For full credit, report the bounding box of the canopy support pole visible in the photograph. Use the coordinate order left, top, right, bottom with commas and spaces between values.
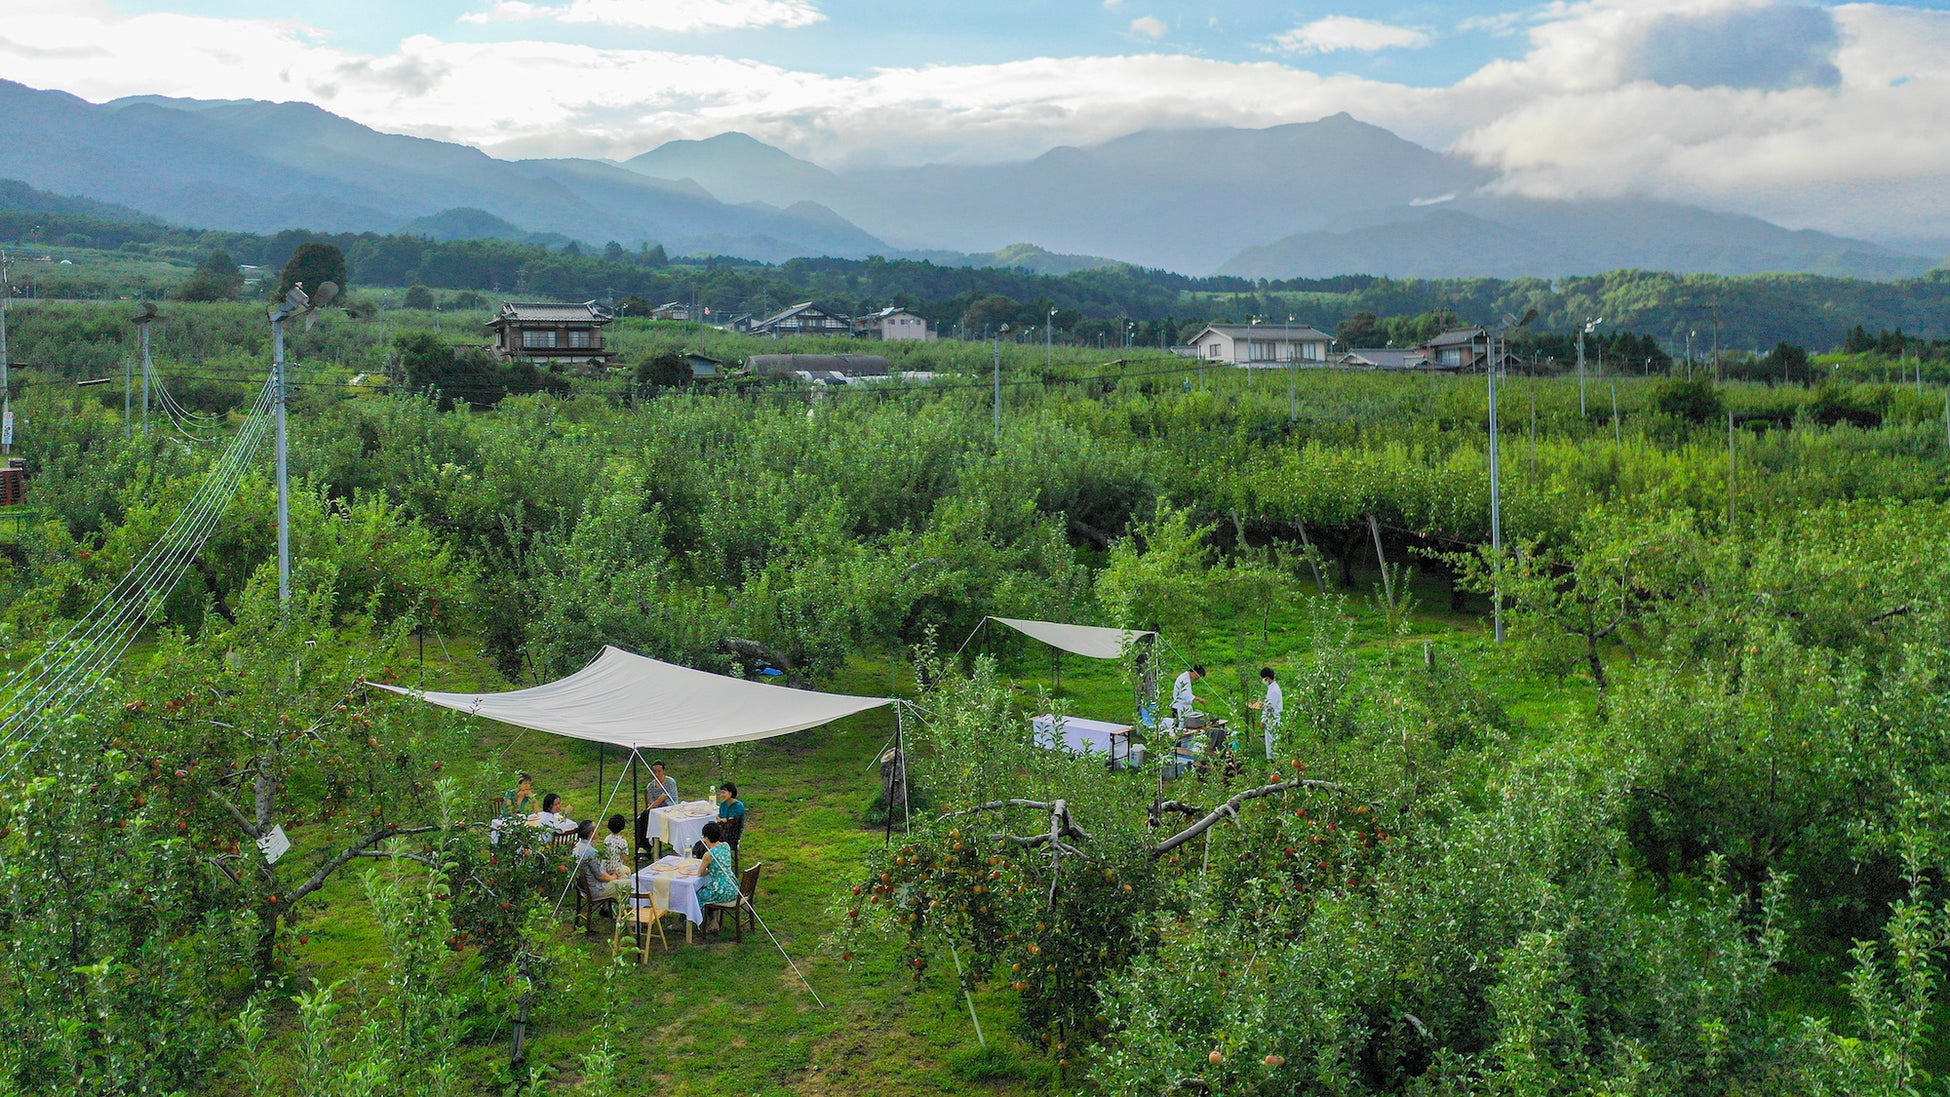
552, 748, 641, 919
899, 703, 911, 836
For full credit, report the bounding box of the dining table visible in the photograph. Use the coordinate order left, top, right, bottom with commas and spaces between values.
645, 799, 718, 855
631, 855, 706, 942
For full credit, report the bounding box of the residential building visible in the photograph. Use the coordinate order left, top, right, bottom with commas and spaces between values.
485, 301, 615, 365
1185, 323, 1334, 366
1417, 329, 1522, 372
649, 301, 693, 321
749, 301, 852, 338
854, 306, 933, 342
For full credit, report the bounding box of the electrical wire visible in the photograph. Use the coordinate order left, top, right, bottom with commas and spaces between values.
0, 375, 277, 773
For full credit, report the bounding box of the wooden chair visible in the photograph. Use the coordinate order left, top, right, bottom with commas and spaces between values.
547, 830, 577, 850
702, 861, 761, 943
573, 867, 616, 935
614, 893, 671, 961
723, 815, 745, 866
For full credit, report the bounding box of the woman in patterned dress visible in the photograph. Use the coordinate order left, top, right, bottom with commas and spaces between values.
692, 821, 741, 932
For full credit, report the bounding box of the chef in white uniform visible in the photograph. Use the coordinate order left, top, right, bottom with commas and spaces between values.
1249, 666, 1283, 761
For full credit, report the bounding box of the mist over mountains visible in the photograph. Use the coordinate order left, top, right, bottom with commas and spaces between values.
0, 79, 1935, 282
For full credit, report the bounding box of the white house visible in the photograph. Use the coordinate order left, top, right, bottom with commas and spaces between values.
854, 306, 933, 342
1186, 323, 1334, 366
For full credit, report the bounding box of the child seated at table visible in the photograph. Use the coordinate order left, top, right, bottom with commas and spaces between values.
602, 814, 630, 874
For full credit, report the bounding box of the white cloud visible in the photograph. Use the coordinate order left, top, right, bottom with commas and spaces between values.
1273, 16, 1433, 54
1, 0, 1947, 238
1128, 16, 1167, 39
1103, 0, 1124, 8
460, 0, 824, 33
1444, 0, 1950, 235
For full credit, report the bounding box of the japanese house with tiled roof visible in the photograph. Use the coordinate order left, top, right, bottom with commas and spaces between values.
486, 301, 616, 365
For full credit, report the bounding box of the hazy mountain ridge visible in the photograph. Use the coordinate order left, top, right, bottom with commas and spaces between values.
0, 80, 891, 263
0, 79, 1932, 281
620, 116, 1933, 281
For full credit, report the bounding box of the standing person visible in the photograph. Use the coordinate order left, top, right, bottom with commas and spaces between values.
1248, 666, 1283, 762
1171, 664, 1205, 727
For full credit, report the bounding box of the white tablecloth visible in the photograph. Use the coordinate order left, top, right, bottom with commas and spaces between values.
646, 800, 717, 853
632, 856, 704, 925
1032, 714, 1141, 767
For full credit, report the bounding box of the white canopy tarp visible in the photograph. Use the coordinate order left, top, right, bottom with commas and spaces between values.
989, 616, 1153, 660
373, 645, 892, 750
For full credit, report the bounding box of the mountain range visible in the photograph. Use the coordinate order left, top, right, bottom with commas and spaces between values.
0, 79, 1937, 281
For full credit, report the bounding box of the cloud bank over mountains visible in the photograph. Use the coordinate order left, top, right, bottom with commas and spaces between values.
1, 0, 1946, 239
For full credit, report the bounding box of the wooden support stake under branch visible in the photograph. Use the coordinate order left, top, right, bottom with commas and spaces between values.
1294, 519, 1327, 595
1367, 513, 1393, 609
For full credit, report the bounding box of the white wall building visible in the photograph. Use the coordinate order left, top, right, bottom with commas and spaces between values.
1186, 323, 1334, 366
855, 306, 933, 342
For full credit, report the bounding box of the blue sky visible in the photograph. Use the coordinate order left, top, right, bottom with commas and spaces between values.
8, 0, 1950, 237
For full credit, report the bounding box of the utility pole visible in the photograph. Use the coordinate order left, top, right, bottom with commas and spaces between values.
993, 324, 1008, 442
1287, 315, 1298, 422
1578, 316, 1603, 418
1611, 383, 1621, 445
273, 315, 290, 605
1487, 310, 1535, 644
1046, 308, 1054, 370
138, 313, 155, 432
0, 250, 11, 455
124, 356, 132, 440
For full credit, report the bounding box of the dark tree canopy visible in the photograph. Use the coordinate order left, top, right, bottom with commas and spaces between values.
278, 242, 348, 299
173, 249, 244, 302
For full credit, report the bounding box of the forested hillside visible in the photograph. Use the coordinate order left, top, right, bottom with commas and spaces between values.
5, 193, 1950, 353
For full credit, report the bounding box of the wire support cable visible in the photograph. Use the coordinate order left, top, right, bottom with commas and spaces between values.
0, 376, 277, 765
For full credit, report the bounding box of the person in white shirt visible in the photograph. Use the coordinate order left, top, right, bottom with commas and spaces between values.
1171, 665, 1205, 726
1249, 666, 1284, 762
527, 792, 577, 833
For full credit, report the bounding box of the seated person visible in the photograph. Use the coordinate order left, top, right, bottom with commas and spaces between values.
502, 773, 536, 816
573, 819, 628, 899
690, 821, 742, 930
716, 782, 746, 825
635, 761, 680, 853
602, 814, 630, 875
527, 792, 577, 833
